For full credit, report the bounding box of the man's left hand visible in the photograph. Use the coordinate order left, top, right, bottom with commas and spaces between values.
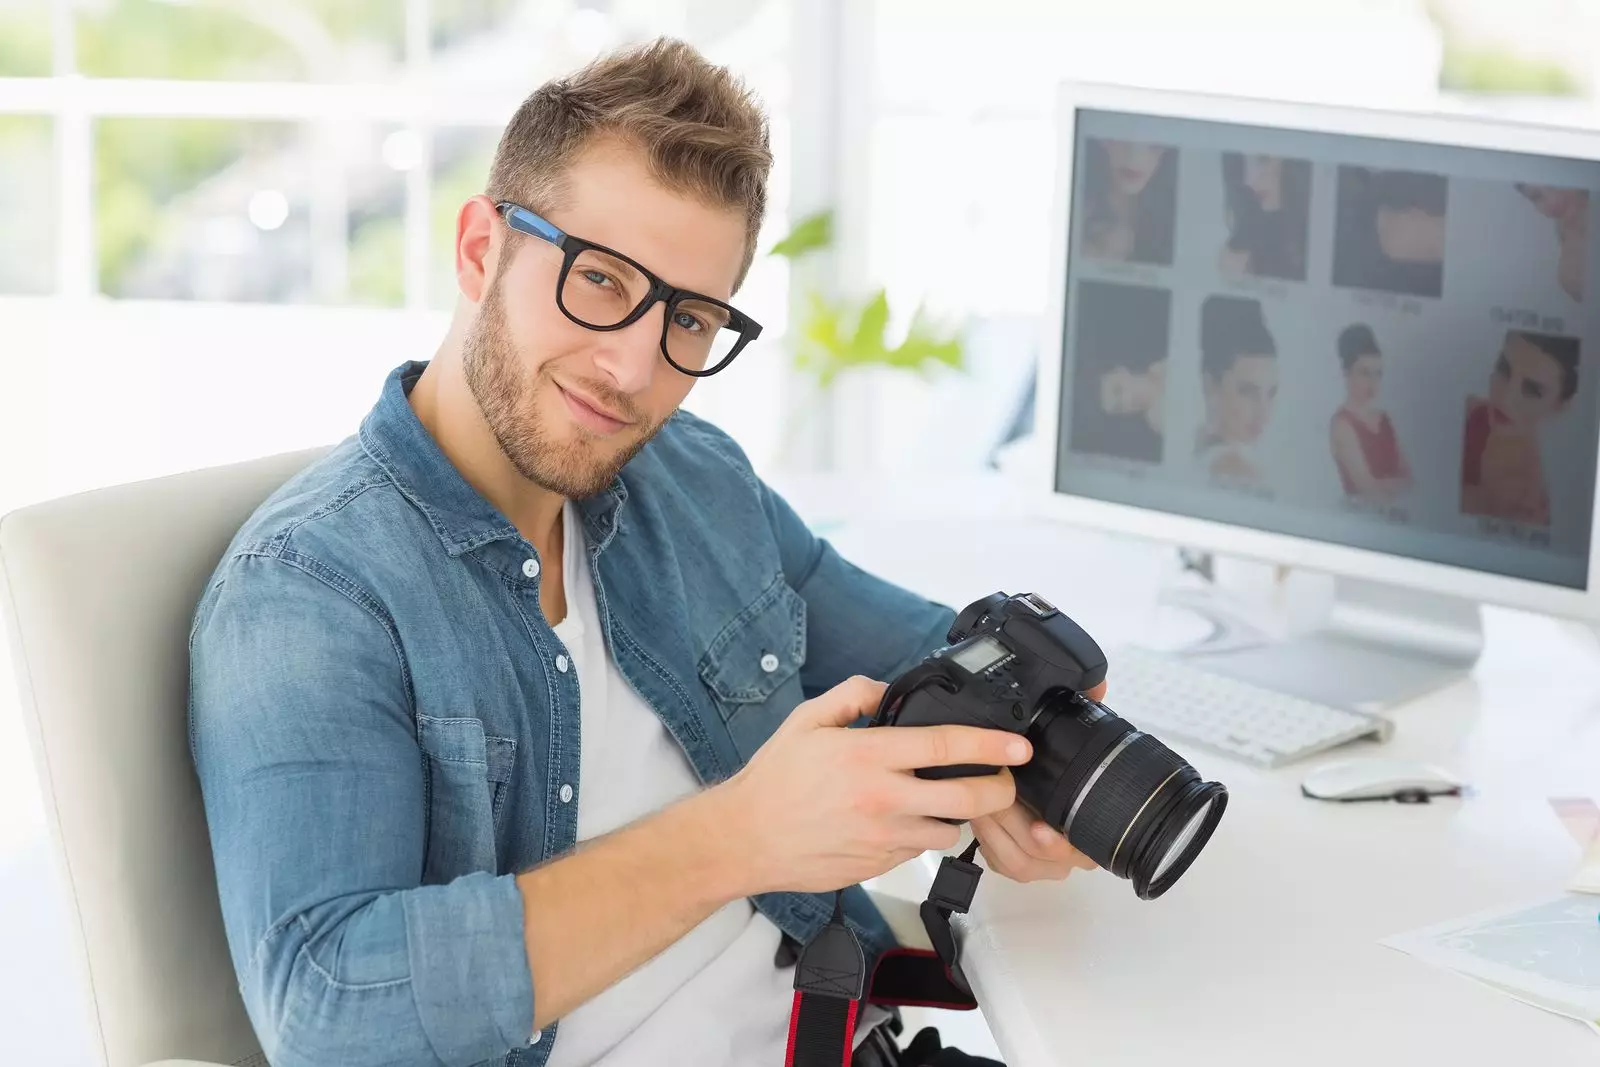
970, 679, 1106, 883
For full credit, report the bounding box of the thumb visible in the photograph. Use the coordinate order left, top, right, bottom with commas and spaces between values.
790, 675, 889, 731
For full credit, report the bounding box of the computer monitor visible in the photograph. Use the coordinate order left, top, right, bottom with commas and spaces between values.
1035, 82, 1600, 710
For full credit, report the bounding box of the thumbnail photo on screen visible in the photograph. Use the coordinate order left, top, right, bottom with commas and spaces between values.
1195, 294, 1278, 489
1515, 182, 1590, 304
1459, 329, 1581, 527
1329, 323, 1413, 503
1067, 280, 1172, 464
1080, 138, 1179, 266
1332, 166, 1449, 298
1218, 152, 1312, 282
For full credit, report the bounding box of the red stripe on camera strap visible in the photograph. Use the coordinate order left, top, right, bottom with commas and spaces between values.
783, 987, 862, 1067
783, 889, 980, 1067
785, 893, 867, 1067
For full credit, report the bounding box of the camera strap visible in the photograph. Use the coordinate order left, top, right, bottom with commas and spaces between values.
783, 852, 984, 1067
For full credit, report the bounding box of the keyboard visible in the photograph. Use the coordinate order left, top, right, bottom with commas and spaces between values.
1104, 645, 1393, 769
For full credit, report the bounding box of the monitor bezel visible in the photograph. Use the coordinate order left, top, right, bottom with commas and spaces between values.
1034, 80, 1600, 620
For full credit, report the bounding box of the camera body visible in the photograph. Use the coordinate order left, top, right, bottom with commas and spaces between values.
872, 590, 1104, 758
873, 591, 1227, 900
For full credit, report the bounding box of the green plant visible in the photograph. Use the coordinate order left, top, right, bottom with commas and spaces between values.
1427, 2, 1584, 96
768, 209, 965, 389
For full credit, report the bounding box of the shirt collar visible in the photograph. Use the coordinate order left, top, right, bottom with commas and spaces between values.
359, 360, 627, 557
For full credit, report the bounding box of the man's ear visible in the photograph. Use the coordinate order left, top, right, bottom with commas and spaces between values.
456, 195, 503, 304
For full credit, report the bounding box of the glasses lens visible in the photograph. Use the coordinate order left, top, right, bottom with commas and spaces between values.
665, 296, 740, 373
562, 248, 649, 328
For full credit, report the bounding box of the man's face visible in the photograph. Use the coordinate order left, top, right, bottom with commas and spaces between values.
1489, 332, 1570, 431
464, 139, 747, 499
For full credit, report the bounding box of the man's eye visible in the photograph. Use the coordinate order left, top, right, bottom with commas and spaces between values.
581, 270, 616, 289
673, 310, 706, 333
1523, 379, 1546, 400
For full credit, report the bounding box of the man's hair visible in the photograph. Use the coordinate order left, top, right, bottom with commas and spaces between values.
1512, 329, 1582, 401
1337, 323, 1380, 371
486, 37, 773, 290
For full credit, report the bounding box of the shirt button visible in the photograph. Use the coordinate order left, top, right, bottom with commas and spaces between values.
530, 1029, 542, 1045
555, 654, 569, 673
522, 558, 540, 579
760, 653, 780, 673
559, 784, 574, 803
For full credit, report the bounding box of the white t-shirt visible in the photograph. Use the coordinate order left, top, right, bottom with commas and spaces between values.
543, 504, 797, 1067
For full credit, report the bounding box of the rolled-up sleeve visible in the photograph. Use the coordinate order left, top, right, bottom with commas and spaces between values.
189, 551, 533, 1067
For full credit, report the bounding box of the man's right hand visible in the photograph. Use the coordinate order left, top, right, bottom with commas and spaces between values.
712, 675, 1032, 896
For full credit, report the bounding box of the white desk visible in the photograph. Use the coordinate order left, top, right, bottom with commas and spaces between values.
772, 476, 1600, 1067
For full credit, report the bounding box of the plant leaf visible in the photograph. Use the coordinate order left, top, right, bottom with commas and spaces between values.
768, 209, 834, 260
848, 288, 890, 362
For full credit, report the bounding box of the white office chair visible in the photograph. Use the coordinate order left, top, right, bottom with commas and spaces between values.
0, 448, 328, 1067
0, 447, 938, 1067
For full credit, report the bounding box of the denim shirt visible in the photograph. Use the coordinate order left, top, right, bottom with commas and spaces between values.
188, 361, 954, 1067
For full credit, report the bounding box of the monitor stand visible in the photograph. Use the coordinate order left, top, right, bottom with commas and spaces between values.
1145, 566, 1484, 715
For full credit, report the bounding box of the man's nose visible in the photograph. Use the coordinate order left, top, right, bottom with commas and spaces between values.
591, 301, 665, 394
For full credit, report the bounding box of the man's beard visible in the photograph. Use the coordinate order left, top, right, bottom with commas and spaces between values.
463, 272, 664, 500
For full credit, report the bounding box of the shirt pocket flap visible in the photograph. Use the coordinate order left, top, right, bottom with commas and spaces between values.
416, 715, 517, 783
698, 578, 807, 706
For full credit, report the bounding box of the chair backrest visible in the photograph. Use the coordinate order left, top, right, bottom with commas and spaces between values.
0, 448, 329, 1067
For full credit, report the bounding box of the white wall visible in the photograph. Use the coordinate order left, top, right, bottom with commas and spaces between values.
0, 295, 784, 517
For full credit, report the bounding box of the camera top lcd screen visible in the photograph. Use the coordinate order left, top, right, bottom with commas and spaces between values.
949, 635, 1008, 674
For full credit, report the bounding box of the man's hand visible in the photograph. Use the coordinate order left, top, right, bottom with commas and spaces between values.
714, 675, 1032, 896
972, 678, 1106, 884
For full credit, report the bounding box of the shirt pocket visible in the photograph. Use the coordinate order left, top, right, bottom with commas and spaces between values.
416, 714, 517, 882
698, 577, 807, 762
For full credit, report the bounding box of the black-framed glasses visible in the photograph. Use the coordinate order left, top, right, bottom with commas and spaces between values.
495, 201, 762, 377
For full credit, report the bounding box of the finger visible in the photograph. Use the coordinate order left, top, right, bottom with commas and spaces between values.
1031, 824, 1095, 870
971, 814, 1037, 880
899, 771, 1017, 822
791, 675, 888, 730
871, 724, 1032, 771
992, 799, 1081, 870
1085, 679, 1109, 703
883, 819, 953, 857
985, 805, 1096, 879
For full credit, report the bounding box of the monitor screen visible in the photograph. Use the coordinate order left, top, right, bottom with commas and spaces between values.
1053, 107, 1600, 590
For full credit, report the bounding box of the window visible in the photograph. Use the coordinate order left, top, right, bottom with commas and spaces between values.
4, 0, 793, 315
0, 0, 51, 77
0, 0, 797, 487
0, 115, 55, 294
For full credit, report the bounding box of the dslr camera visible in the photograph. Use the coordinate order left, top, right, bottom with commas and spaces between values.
873, 590, 1227, 900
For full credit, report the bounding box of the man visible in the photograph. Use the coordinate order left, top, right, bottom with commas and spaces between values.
1460, 329, 1581, 526
188, 38, 1095, 1067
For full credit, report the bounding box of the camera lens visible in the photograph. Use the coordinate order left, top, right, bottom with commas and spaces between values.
1014, 694, 1227, 899
1152, 798, 1215, 883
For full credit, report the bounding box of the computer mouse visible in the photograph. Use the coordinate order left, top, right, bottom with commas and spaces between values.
1300, 757, 1464, 803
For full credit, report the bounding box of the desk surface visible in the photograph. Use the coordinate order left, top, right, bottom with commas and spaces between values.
774, 477, 1600, 1067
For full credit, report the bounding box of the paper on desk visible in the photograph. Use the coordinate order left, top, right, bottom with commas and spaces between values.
1550, 797, 1600, 894
1382, 894, 1600, 1025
